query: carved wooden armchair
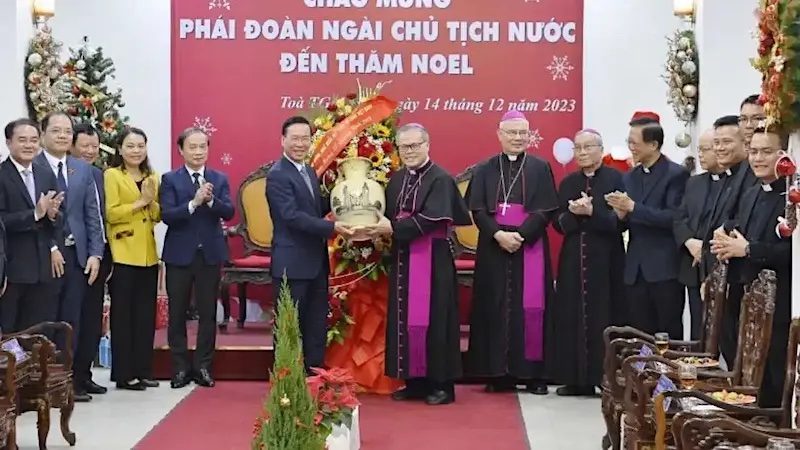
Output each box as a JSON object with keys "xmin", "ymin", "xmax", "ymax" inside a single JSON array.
[
  {"xmin": 10, "ymin": 322, "xmax": 77, "ymax": 449},
  {"xmin": 451, "ymin": 164, "xmax": 478, "ymax": 288},
  {"xmin": 656, "ymin": 315, "xmax": 800, "ymax": 450},
  {"xmin": 601, "ymin": 261, "xmax": 728, "ymax": 450},
  {"xmin": 0, "ymin": 342, "xmax": 21, "ymax": 450},
  {"xmin": 220, "ymin": 161, "xmax": 275, "ymax": 331},
  {"xmin": 621, "ymin": 269, "xmax": 777, "ymax": 450},
  {"xmin": 674, "ymin": 414, "xmax": 800, "ymax": 449}
]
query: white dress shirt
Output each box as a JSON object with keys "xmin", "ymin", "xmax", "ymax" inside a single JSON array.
[
  {"xmin": 42, "ymin": 151, "xmax": 68, "ymax": 188},
  {"xmin": 187, "ymin": 165, "xmax": 214, "ymax": 214}
]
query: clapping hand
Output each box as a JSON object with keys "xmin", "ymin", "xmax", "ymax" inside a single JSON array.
[
  {"xmin": 201, "ymin": 182, "xmax": 214, "ymax": 203},
  {"xmin": 47, "ymin": 191, "xmax": 65, "ymax": 220},
  {"xmin": 605, "ymin": 191, "xmax": 634, "ymax": 218},
  {"xmin": 710, "ymin": 229, "xmax": 749, "ymax": 261},
  {"xmin": 568, "ymin": 191, "xmax": 593, "ymax": 216},
  {"xmin": 35, "ymin": 191, "xmax": 55, "ymax": 220},
  {"xmin": 140, "ymin": 178, "xmax": 156, "ymax": 205}
]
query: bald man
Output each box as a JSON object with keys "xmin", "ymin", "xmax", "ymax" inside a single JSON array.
[
  {"xmin": 465, "ymin": 110, "xmax": 559, "ymax": 395},
  {"xmin": 673, "ymin": 129, "xmax": 723, "ymax": 339}
]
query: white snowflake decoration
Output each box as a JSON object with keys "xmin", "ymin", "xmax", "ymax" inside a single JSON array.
[
  {"xmin": 209, "ymin": 0, "xmax": 231, "ymax": 10},
  {"xmin": 528, "ymin": 129, "xmax": 543, "ymax": 149},
  {"xmin": 220, "ymin": 152, "xmax": 233, "ymax": 165},
  {"xmin": 546, "ymin": 55, "xmax": 574, "ymax": 81},
  {"xmin": 192, "ymin": 116, "xmax": 217, "ymax": 136}
]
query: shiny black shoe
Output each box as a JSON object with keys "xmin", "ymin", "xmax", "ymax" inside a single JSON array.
[
  {"xmin": 425, "ymin": 390, "xmax": 454, "ymax": 405},
  {"xmin": 170, "ymin": 371, "xmax": 192, "ymax": 389},
  {"xmin": 140, "ymin": 379, "xmax": 160, "ymax": 388},
  {"xmin": 116, "ymin": 381, "xmax": 146, "ymax": 391},
  {"xmin": 390, "ymin": 387, "xmax": 427, "ymax": 401},
  {"xmin": 85, "ymin": 380, "xmax": 108, "ymax": 395},
  {"xmin": 484, "ymin": 381, "xmax": 517, "ymax": 393},
  {"xmin": 74, "ymin": 390, "xmax": 92, "ymax": 402},
  {"xmin": 525, "ymin": 381, "xmax": 549, "ymax": 395},
  {"xmin": 556, "ymin": 385, "xmax": 596, "ymax": 397},
  {"xmin": 194, "ymin": 369, "xmax": 215, "ymax": 387}
]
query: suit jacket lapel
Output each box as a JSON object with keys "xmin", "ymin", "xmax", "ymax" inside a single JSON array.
[
  {"xmin": 641, "ymin": 162, "xmax": 667, "ymax": 202},
  {"xmin": 282, "ymin": 158, "xmax": 315, "ymax": 204},
  {"xmin": 688, "ymin": 176, "xmax": 710, "ymax": 229},
  {"xmin": 746, "ymin": 193, "xmax": 782, "ymax": 239},
  {"xmin": 4, "ymin": 162, "xmax": 34, "ymax": 208},
  {"xmin": 32, "ymin": 163, "xmax": 49, "ymax": 200},
  {"xmin": 65, "ymin": 157, "xmax": 78, "ymax": 213}
]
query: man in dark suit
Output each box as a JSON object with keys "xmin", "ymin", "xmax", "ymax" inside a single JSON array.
[
  {"xmin": 0, "ymin": 118, "xmax": 64, "ymax": 332},
  {"xmin": 673, "ymin": 129, "xmax": 722, "ymax": 340},
  {"xmin": 266, "ymin": 116, "xmax": 352, "ymax": 373},
  {"xmin": 606, "ymin": 112, "xmax": 689, "ymax": 339},
  {"xmin": 69, "ymin": 123, "xmax": 112, "ymax": 400},
  {"xmin": 708, "ymin": 114, "xmax": 760, "ymax": 364},
  {"xmin": 711, "ymin": 127, "xmax": 791, "ymax": 407},
  {"xmin": 36, "ymin": 113, "xmax": 103, "ymax": 394},
  {"xmin": 161, "ymin": 127, "xmax": 235, "ymax": 388}
]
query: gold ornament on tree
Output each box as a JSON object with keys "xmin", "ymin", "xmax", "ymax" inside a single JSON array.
[{"xmin": 280, "ymin": 394, "xmax": 291, "ymax": 408}]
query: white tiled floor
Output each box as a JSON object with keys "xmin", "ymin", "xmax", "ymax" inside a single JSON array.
[{"xmin": 12, "ymin": 372, "xmax": 604, "ymax": 449}]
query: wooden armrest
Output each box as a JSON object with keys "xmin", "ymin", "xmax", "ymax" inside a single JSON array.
[
  {"xmin": 9, "ymin": 322, "xmax": 74, "ymax": 365},
  {"xmin": 663, "ymin": 350, "xmax": 715, "ymax": 359},
  {"xmin": 664, "ymin": 390, "xmax": 780, "ymax": 417}
]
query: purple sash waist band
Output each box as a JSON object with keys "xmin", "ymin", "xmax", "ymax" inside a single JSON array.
[
  {"xmin": 494, "ymin": 203, "xmax": 545, "ymax": 362},
  {"xmin": 398, "ymin": 212, "xmax": 449, "ymax": 377}
]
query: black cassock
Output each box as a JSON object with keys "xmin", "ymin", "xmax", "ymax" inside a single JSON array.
[
  {"xmin": 724, "ymin": 180, "xmax": 791, "ymax": 408},
  {"xmin": 465, "ymin": 153, "xmax": 558, "ymax": 380},
  {"xmin": 384, "ymin": 160, "xmax": 471, "ymax": 383},
  {"xmin": 546, "ymin": 165, "xmax": 626, "ymax": 387}
]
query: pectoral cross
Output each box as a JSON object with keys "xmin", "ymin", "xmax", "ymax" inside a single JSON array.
[{"xmin": 499, "ymin": 202, "xmax": 510, "ymax": 216}]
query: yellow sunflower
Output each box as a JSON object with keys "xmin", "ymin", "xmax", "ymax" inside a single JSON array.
[
  {"xmin": 369, "ymin": 152, "xmax": 384, "ymax": 167},
  {"xmin": 335, "ymin": 97, "xmax": 346, "ymax": 109},
  {"xmin": 373, "ymin": 170, "xmax": 388, "ymax": 184},
  {"xmin": 370, "ymin": 124, "xmax": 391, "ymax": 138}
]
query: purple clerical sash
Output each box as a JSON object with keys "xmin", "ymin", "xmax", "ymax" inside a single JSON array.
[
  {"xmin": 397, "ymin": 211, "xmax": 448, "ymax": 377},
  {"xmin": 495, "ymin": 203, "xmax": 545, "ymax": 361}
]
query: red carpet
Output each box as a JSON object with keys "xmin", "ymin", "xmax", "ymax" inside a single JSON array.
[{"xmin": 134, "ymin": 383, "xmax": 530, "ymax": 450}]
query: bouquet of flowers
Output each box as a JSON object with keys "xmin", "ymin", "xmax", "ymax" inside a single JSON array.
[
  {"xmin": 751, "ymin": 0, "xmax": 800, "ymax": 129},
  {"xmin": 306, "ymin": 83, "xmax": 402, "ymax": 346},
  {"xmin": 306, "ymin": 367, "xmax": 361, "ymax": 438}
]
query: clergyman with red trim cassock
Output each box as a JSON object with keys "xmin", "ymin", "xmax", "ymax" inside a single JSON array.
[
  {"xmin": 464, "ymin": 110, "xmax": 558, "ymax": 395},
  {"xmin": 364, "ymin": 123, "xmax": 471, "ymax": 406}
]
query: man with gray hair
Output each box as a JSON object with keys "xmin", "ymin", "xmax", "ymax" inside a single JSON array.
[
  {"xmin": 546, "ymin": 128, "xmax": 626, "ymax": 396},
  {"xmin": 365, "ymin": 122, "xmax": 471, "ymax": 405},
  {"xmin": 465, "ymin": 110, "xmax": 558, "ymax": 395}
]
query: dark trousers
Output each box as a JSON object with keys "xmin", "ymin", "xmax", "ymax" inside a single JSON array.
[
  {"xmin": 166, "ymin": 251, "xmax": 220, "ymax": 373},
  {"xmin": 404, "ymin": 377, "xmax": 455, "ymax": 398},
  {"xmin": 0, "ymin": 281, "xmax": 54, "ymax": 333},
  {"xmin": 625, "ymin": 275, "xmax": 684, "ymax": 339},
  {"xmin": 274, "ymin": 273, "xmax": 328, "ymax": 372},
  {"xmin": 110, "ymin": 263, "xmax": 158, "ymax": 383},
  {"xmin": 720, "ymin": 283, "xmax": 745, "ymax": 367},
  {"xmin": 53, "ymin": 246, "xmax": 86, "ymax": 353},
  {"xmin": 73, "ymin": 244, "xmax": 112, "ymax": 386},
  {"xmin": 686, "ymin": 286, "xmax": 703, "ymax": 341}
]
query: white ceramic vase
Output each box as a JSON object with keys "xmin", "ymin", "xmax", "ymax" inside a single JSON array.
[
  {"xmin": 330, "ymin": 157, "xmax": 385, "ymax": 228},
  {"xmin": 324, "ymin": 406, "xmax": 361, "ymax": 450}
]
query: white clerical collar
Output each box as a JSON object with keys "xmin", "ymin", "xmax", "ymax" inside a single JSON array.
[
  {"xmin": 43, "ymin": 150, "xmax": 67, "ymax": 170},
  {"xmin": 762, "ymin": 183, "xmax": 773, "ymax": 192},
  {"xmin": 408, "ymin": 158, "xmax": 430, "ymax": 175},
  {"xmin": 711, "ymin": 174, "xmax": 720, "ymax": 181},
  {"xmin": 725, "ymin": 169, "xmax": 732, "ymax": 176},
  {"xmin": 643, "ymin": 167, "xmax": 650, "ymax": 174}
]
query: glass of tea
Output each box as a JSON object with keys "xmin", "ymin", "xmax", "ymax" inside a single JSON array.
[
  {"xmin": 678, "ymin": 363, "xmax": 697, "ymax": 390},
  {"xmin": 654, "ymin": 332, "xmax": 670, "ymax": 355}
]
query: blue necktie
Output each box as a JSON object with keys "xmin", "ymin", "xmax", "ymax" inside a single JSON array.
[
  {"xmin": 57, "ymin": 162, "xmax": 70, "ymax": 235},
  {"xmin": 300, "ymin": 167, "xmax": 315, "ymax": 197}
]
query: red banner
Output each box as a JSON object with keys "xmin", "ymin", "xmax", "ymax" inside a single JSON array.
[
  {"xmin": 171, "ymin": 0, "xmax": 584, "ymax": 267},
  {"xmin": 309, "ymin": 95, "xmax": 398, "ymax": 176}
]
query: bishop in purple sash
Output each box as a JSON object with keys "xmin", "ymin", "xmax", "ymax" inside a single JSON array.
[
  {"xmin": 366, "ymin": 123, "xmax": 471, "ymax": 406},
  {"xmin": 465, "ymin": 110, "xmax": 558, "ymax": 395}
]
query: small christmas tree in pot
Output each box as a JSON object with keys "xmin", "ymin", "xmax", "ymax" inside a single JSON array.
[{"xmin": 252, "ymin": 275, "xmax": 326, "ymax": 450}]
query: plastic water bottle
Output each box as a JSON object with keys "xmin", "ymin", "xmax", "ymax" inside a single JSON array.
[{"xmin": 98, "ymin": 336, "xmax": 111, "ymax": 368}]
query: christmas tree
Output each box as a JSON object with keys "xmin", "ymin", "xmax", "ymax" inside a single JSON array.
[
  {"xmin": 60, "ymin": 36, "xmax": 129, "ymax": 168},
  {"xmin": 252, "ymin": 276, "xmax": 325, "ymax": 450},
  {"xmin": 24, "ymin": 23, "xmax": 64, "ymax": 121}
]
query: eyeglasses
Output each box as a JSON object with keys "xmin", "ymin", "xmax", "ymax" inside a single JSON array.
[
  {"xmin": 574, "ymin": 144, "xmax": 600, "ymax": 152},
  {"xmin": 500, "ymin": 130, "xmax": 530, "ymax": 138},
  {"xmin": 398, "ymin": 141, "xmax": 427, "ymax": 152},
  {"xmin": 738, "ymin": 115, "xmax": 766, "ymax": 126}
]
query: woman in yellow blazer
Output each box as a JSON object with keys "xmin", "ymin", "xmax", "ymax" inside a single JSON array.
[{"xmin": 105, "ymin": 127, "xmax": 162, "ymax": 391}]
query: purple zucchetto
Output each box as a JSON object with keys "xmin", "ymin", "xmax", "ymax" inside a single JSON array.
[{"xmin": 500, "ymin": 110, "xmax": 527, "ymax": 122}]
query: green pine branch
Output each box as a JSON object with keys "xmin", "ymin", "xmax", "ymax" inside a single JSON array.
[{"xmin": 252, "ymin": 275, "xmax": 325, "ymax": 450}]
